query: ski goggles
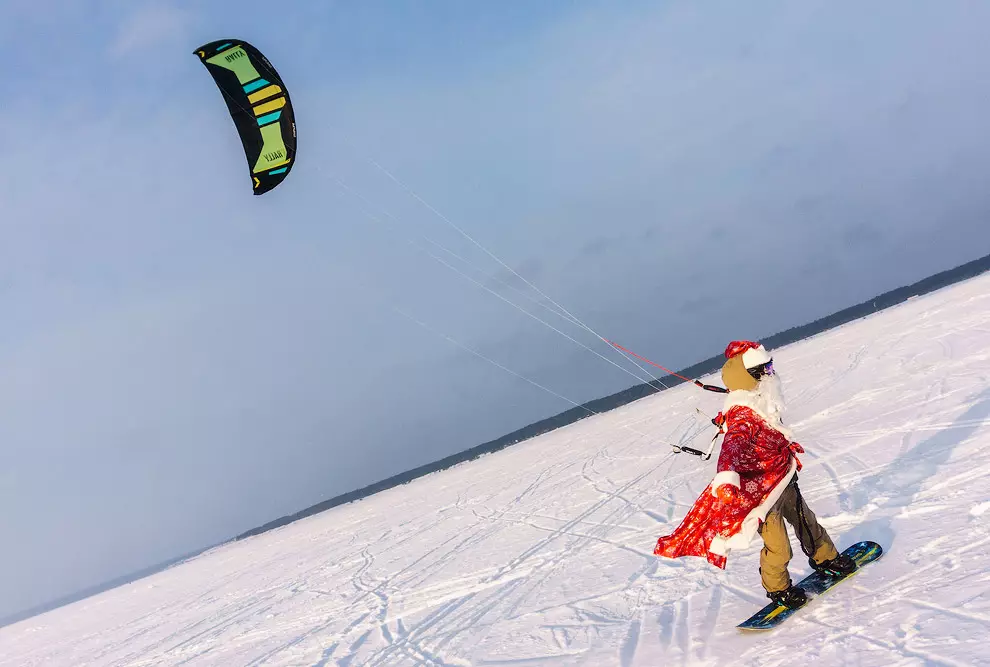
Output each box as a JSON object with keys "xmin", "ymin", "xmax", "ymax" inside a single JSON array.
[{"xmin": 747, "ymin": 359, "xmax": 774, "ymax": 380}]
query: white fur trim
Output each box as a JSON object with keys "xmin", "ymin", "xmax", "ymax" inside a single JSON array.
[
  {"xmin": 709, "ymin": 470, "xmax": 741, "ymax": 498},
  {"xmin": 741, "ymin": 345, "xmax": 771, "ymax": 370},
  {"xmin": 723, "ymin": 390, "xmax": 794, "ymax": 440},
  {"xmin": 708, "ymin": 459, "xmax": 798, "ymax": 557}
]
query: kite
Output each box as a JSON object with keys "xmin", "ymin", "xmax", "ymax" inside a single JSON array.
[{"xmin": 194, "ymin": 40, "xmax": 297, "ymax": 195}]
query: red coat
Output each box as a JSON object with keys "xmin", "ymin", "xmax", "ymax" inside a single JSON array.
[{"xmin": 653, "ymin": 398, "xmax": 803, "ymax": 568}]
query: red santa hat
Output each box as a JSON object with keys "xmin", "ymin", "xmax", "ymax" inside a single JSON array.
[{"xmin": 724, "ymin": 340, "xmax": 772, "ymax": 370}]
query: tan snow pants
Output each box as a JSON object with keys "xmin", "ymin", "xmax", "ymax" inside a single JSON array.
[{"xmin": 758, "ymin": 479, "xmax": 839, "ymax": 592}]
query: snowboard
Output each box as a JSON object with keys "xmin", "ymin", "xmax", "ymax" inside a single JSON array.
[{"xmin": 737, "ymin": 540, "xmax": 884, "ymax": 631}]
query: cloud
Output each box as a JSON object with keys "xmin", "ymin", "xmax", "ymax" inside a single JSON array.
[
  {"xmin": 580, "ymin": 237, "xmax": 617, "ymax": 259},
  {"xmin": 678, "ymin": 295, "xmax": 718, "ymax": 317}
]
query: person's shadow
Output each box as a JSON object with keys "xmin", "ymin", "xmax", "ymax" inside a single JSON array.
[{"xmin": 838, "ymin": 387, "xmax": 990, "ymax": 551}]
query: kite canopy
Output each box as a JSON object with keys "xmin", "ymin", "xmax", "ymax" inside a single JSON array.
[{"xmin": 194, "ymin": 40, "xmax": 296, "ymax": 195}]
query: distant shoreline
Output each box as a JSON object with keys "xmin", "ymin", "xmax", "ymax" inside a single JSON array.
[{"xmin": 6, "ymin": 249, "xmax": 990, "ymax": 629}]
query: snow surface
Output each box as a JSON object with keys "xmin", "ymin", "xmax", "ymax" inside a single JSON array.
[{"xmin": 4, "ymin": 274, "xmax": 990, "ymax": 667}]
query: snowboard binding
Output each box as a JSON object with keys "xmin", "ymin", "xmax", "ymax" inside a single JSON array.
[
  {"xmin": 808, "ymin": 553, "xmax": 857, "ymax": 578},
  {"xmin": 766, "ymin": 585, "xmax": 808, "ymax": 609}
]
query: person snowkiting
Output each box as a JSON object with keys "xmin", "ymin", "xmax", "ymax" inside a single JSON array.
[{"xmin": 654, "ymin": 341, "xmax": 856, "ymax": 608}]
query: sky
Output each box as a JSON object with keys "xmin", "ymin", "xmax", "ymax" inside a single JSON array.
[{"xmin": 2, "ymin": 0, "xmax": 990, "ymax": 621}]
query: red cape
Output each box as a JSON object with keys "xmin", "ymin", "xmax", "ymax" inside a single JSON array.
[{"xmin": 654, "ymin": 402, "xmax": 802, "ymax": 569}]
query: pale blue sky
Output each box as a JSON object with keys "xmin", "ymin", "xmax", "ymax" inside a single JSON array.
[{"xmin": 3, "ymin": 0, "xmax": 990, "ymax": 620}]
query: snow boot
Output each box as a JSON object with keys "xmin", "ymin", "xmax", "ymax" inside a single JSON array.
[
  {"xmin": 766, "ymin": 585, "xmax": 807, "ymax": 609},
  {"xmin": 809, "ymin": 553, "xmax": 857, "ymax": 578}
]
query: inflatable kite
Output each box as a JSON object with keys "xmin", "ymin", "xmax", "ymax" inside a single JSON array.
[{"xmin": 194, "ymin": 40, "xmax": 297, "ymax": 195}]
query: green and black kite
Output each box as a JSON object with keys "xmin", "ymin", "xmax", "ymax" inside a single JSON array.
[{"xmin": 195, "ymin": 40, "xmax": 297, "ymax": 195}]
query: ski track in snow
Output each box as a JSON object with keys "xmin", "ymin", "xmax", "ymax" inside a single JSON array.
[{"xmin": 4, "ymin": 275, "xmax": 990, "ymax": 666}]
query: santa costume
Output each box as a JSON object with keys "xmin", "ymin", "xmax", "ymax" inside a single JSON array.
[{"xmin": 654, "ymin": 341, "xmax": 856, "ymax": 608}]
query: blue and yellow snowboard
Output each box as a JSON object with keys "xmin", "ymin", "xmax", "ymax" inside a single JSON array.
[{"xmin": 737, "ymin": 540, "xmax": 884, "ymax": 631}]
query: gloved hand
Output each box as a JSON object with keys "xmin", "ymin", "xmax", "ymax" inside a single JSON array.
[{"xmin": 716, "ymin": 484, "xmax": 739, "ymax": 504}]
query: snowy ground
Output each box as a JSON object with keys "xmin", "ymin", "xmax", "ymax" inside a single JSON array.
[{"xmin": 4, "ymin": 275, "xmax": 990, "ymax": 667}]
